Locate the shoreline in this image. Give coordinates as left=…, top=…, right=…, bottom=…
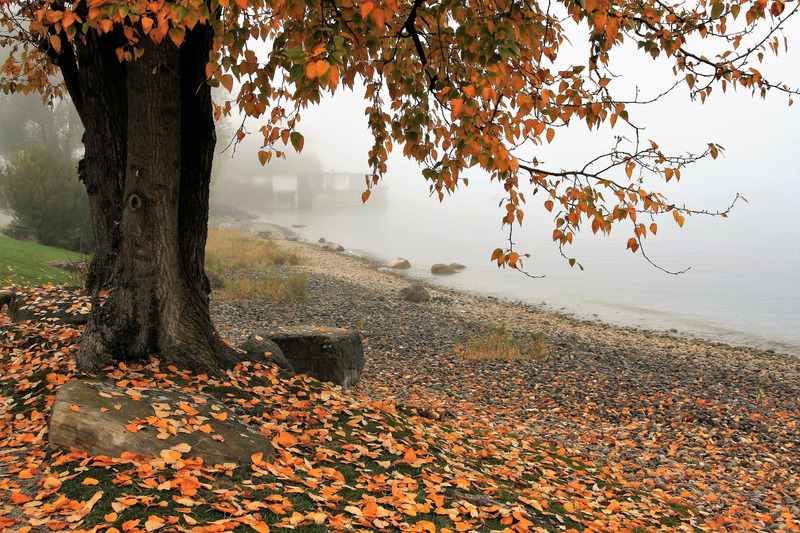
left=213, top=214, right=799, bottom=362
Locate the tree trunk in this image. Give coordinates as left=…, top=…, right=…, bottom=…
left=64, top=26, right=240, bottom=375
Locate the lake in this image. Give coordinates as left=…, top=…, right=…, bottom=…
left=256, top=185, right=800, bottom=358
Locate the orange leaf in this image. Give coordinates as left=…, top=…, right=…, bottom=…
left=273, top=431, right=297, bottom=447
left=70, top=404, right=80, bottom=412
left=11, top=492, right=32, bottom=504
left=451, top=98, right=464, bottom=118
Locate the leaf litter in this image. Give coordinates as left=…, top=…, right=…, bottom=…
left=1, top=284, right=798, bottom=533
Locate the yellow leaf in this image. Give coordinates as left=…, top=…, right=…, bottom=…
left=564, top=501, right=575, bottom=514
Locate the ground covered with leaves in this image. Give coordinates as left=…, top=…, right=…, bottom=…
left=1, top=274, right=798, bottom=533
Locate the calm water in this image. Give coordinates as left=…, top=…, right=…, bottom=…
left=258, top=188, right=800, bottom=357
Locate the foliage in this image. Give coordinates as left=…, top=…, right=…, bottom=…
left=0, top=236, right=87, bottom=286
left=454, top=322, right=551, bottom=361
left=1, top=0, right=796, bottom=271
left=0, top=146, right=92, bottom=254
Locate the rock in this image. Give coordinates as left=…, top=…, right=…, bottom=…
left=0, top=225, right=36, bottom=242
left=206, top=269, right=225, bottom=289
left=449, top=263, right=466, bottom=270
left=318, top=237, right=326, bottom=243
left=399, top=285, right=430, bottom=303
left=44, top=260, right=89, bottom=273
left=239, top=335, right=295, bottom=373
left=321, top=242, right=345, bottom=252
left=387, top=258, right=411, bottom=269
left=49, top=380, right=275, bottom=466
left=0, top=290, right=14, bottom=311
left=257, top=231, right=274, bottom=240
left=431, top=263, right=457, bottom=275
left=292, top=224, right=306, bottom=228
left=285, top=235, right=299, bottom=242
left=265, top=327, right=364, bottom=388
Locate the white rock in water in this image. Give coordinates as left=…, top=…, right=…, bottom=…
left=387, top=258, right=411, bottom=269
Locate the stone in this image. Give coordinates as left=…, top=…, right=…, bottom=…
left=449, top=263, right=466, bottom=270
left=318, top=237, right=326, bottom=243
left=0, top=226, right=36, bottom=242
left=44, top=260, right=89, bottom=273
left=431, top=263, right=457, bottom=275
left=0, top=290, right=13, bottom=311
left=49, top=380, right=275, bottom=465
left=240, top=334, right=295, bottom=373
left=387, top=258, right=411, bottom=269
left=399, top=285, right=430, bottom=303
left=206, top=269, right=225, bottom=289
left=257, top=230, right=274, bottom=240
left=321, top=242, right=344, bottom=252
left=264, top=327, right=364, bottom=388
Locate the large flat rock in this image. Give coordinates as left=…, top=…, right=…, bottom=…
left=264, top=327, right=364, bottom=388
left=49, top=380, right=275, bottom=466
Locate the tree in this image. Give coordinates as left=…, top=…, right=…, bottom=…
left=0, top=90, right=83, bottom=161
left=1, top=0, right=795, bottom=375
left=1, top=145, right=93, bottom=253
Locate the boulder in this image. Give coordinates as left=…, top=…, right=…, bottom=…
left=399, top=285, right=430, bottom=303
left=49, top=380, right=275, bottom=466
left=321, top=242, right=345, bottom=252
left=449, top=263, right=466, bottom=270
left=257, top=230, right=274, bottom=240
left=431, top=263, right=457, bottom=275
left=0, top=226, right=36, bottom=242
left=387, top=258, right=411, bottom=269
left=206, top=269, right=225, bottom=289
left=44, top=260, right=89, bottom=274
left=318, top=237, right=326, bottom=243
left=239, top=334, right=295, bottom=373
left=264, top=327, right=364, bottom=388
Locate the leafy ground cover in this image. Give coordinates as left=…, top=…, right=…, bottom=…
left=0, top=236, right=86, bottom=286
left=0, top=286, right=712, bottom=533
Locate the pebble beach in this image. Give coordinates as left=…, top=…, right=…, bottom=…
left=212, top=217, right=800, bottom=530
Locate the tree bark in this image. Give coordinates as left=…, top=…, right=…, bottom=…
left=66, top=26, right=239, bottom=375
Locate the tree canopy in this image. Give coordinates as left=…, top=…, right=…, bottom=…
left=2, top=0, right=797, bottom=269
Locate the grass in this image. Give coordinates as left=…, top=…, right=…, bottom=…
left=205, top=226, right=304, bottom=273
left=453, top=322, right=551, bottom=361
left=205, top=226, right=309, bottom=303
left=221, top=269, right=309, bottom=304
left=0, top=234, right=87, bottom=286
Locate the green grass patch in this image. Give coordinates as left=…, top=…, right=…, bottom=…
left=0, top=236, right=87, bottom=286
